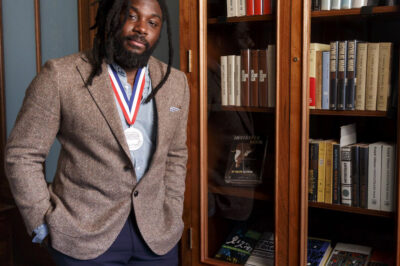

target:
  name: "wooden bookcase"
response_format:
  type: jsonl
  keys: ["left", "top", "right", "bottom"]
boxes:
{"left": 180, "top": 0, "right": 400, "bottom": 265}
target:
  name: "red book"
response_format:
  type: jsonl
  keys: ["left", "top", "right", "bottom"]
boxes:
{"left": 254, "top": 0, "right": 262, "bottom": 15}
{"left": 246, "top": 0, "right": 254, "bottom": 16}
{"left": 263, "top": 0, "right": 272, "bottom": 14}
{"left": 309, "top": 77, "right": 316, "bottom": 108}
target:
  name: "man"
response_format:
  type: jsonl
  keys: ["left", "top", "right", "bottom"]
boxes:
{"left": 5, "top": 0, "right": 189, "bottom": 265}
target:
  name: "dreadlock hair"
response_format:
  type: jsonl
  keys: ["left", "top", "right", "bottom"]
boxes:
{"left": 87, "top": 0, "right": 173, "bottom": 103}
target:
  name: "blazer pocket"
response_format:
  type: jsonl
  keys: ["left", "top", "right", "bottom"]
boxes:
{"left": 45, "top": 204, "right": 80, "bottom": 238}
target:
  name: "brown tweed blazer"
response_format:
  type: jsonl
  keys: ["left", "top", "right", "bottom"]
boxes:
{"left": 5, "top": 52, "right": 189, "bottom": 259}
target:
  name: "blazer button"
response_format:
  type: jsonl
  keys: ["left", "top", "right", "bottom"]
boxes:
{"left": 124, "top": 165, "right": 132, "bottom": 171}
{"left": 134, "top": 191, "right": 139, "bottom": 197}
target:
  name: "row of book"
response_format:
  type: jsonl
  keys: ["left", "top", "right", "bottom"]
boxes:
{"left": 307, "top": 237, "right": 393, "bottom": 265}
{"left": 226, "top": 0, "right": 274, "bottom": 17}
{"left": 309, "top": 41, "right": 394, "bottom": 111}
{"left": 220, "top": 46, "right": 276, "bottom": 108}
{"left": 309, "top": 140, "right": 396, "bottom": 212}
{"left": 311, "top": 0, "right": 397, "bottom": 11}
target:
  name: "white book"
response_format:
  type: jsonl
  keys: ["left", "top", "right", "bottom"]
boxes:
{"left": 331, "top": 0, "right": 341, "bottom": 9}
{"left": 352, "top": 0, "right": 367, "bottom": 8}
{"left": 341, "top": 146, "right": 352, "bottom": 206}
{"left": 380, "top": 143, "right": 396, "bottom": 212}
{"left": 267, "top": 45, "right": 276, "bottom": 108}
{"left": 321, "top": 0, "right": 332, "bottom": 10}
{"left": 227, "top": 0, "right": 236, "bottom": 17}
{"left": 227, "top": 55, "right": 236, "bottom": 106}
{"left": 341, "top": 0, "right": 352, "bottom": 9}
{"left": 237, "top": 0, "right": 246, "bottom": 16}
{"left": 326, "top": 243, "right": 372, "bottom": 265}
{"left": 221, "top": 56, "right": 228, "bottom": 106}
{"left": 368, "top": 142, "right": 382, "bottom": 210}
{"left": 235, "top": 56, "right": 242, "bottom": 106}
{"left": 355, "top": 42, "right": 368, "bottom": 110}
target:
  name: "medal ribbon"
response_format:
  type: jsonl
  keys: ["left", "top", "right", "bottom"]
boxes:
{"left": 108, "top": 64, "right": 146, "bottom": 126}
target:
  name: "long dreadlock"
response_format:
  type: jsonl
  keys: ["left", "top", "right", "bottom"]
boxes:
{"left": 87, "top": 0, "right": 173, "bottom": 103}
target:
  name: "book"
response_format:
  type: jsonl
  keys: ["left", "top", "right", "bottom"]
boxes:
{"left": 250, "top": 49, "right": 260, "bottom": 107}
{"left": 227, "top": 0, "right": 236, "bottom": 17}
{"left": 376, "top": 42, "right": 393, "bottom": 111}
{"left": 380, "top": 143, "right": 395, "bottom": 212}
{"left": 351, "top": 144, "right": 360, "bottom": 207}
{"left": 215, "top": 226, "right": 262, "bottom": 264}
{"left": 310, "top": 43, "right": 330, "bottom": 109}
{"left": 241, "top": 49, "right": 251, "bottom": 107}
{"left": 322, "top": 51, "right": 330, "bottom": 110}
{"left": 355, "top": 42, "right": 368, "bottom": 110}
{"left": 247, "top": 0, "right": 255, "bottom": 15}
{"left": 365, "top": 43, "right": 380, "bottom": 111}
{"left": 254, "top": 0, "right": 262, "bottom": 15}
{"left": 352, "top": 0, "right": 367, "bottom": 8}
{"left": 321, "top": 0, "right": 332, "bottom": 10}
{"left": 244, "top": 232, "right": 274, "bottom": 266}
{"left": 325, "top": 140, "right": 337, "bottom": 204}
{"left": 341, "top": 145, "right": 352, "bottom": 206}
{"left": 224, "top": 135, "right": 268, "bottom": 186}
{"left": 358, "top": 143, "right": 369, "bottom": 209}
{"left": 221, "top": 56, "right": 228, "bottom": 106}
{"left": 309, "top": 140, "right": 320, "bottom": 202}
{"left": 228, "top": 55, "right": 236, "bottom": 106}
{"left": 312, "top": 0, "right": 321, "bottom": 10}
{"left": 368, "top": 142, "right": 382, "bottom": 210}
{"left": 267, "top": 45, "right": 276, "bottom": 108}
{"left": 315, "top": 50, "right": 323, "bottom": 109}
{"left": 263, "top": 0, "right": 272, "bottom": 14}
{"left": 307, "top": 237, "right": 332, "bottom": 266}
{"left": 331, "top": 0, "right": 342, "bottom": 9}
{"left": 337, "top": 41, "right": 348, "bottom": 110}
{"left": 258, "top": 49, "right": 268, "bottom": 107}
{"left": 326, "top": 242, "right": 372, "bottom": 265}
{"left": 346, "top": 40, "right": 358, "bottom": 110}
{"left": 341, "top": 0, "right": 352, "bottom": 9}
{"left": 235, "top": 55, "right": 242, "bottom": 106}
{"left": 332, "top": 143, "right": 341, "bottom": 204}
{"left": 329, "top": 41, "right": 339, "bottom": 110}
{"left": 237, "top": 0, "right": 247, "bottom": 16}
{"left": 317, "top": 140, "right": 327, "bottom": 203}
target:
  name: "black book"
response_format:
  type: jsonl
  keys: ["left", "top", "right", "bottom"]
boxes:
{"left": 337, "top": 41, "right": 348, "bottom": 110}
{"left": 332, "top": 143, "right": 341, "bottom": 204}
{"left": 309, "top": 140, "right": 319, "bottom": 202}
{"left": 351, "top": 144, "right": 360, "bottom": 207}
{"left": 358, "top": 144, "right": 369, "bottom": 208}
{"left": 346, "top": 40, "right": 358, "bottom": 110}
{"left": 329, "top": 41, "right": 339, "bottom": 110}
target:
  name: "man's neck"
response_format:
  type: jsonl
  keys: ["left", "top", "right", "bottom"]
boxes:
{"left": 124, "top": 68, "right": 138, "bottom": 86}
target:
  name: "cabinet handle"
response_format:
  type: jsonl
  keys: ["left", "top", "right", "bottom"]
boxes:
{"left": 188, "top": 50, "right": 192, "bottom": 73}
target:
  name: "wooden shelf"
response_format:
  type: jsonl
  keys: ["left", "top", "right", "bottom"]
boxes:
{"left": 311, "top": 5, "right": 400, "bottom": 18}
{"left": 208, "top": 14, "right": 275, "bottom": 24}
{"left": 209, "top": 182, "right": 272, "bottom": 201}
{"left": 309, "top": 202, "right": 394, "bottom": 218}
{"left": 203, "top": 258, "right": 240, "bottom": 266}
{"left": 221, "top": 106, "right": 275, "bottom": 113}
{"left": 310, "top": 109, "right": 389, "bottom": 117}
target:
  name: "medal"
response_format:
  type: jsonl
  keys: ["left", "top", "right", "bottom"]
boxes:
{"left": 125, "top": 127, "right": 144, "bottom": 151}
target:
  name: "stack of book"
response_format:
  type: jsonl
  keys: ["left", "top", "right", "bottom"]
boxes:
{"left": 311, "top": 0, "right": 397, "bottom": 11}
{"left": 226, "top": 0, "right": 273, "bottom": 17}
{"left": 220, "top": 45, "right": 276, "bottom": 108}
{"left": 308, "top": 140, "right": 396, "bottom": 212}
{"left": 309, "top": 41, "right": 394, "bottom": 112}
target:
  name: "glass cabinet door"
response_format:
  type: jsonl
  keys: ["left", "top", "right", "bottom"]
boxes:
{"left": 200, "top": 1, "right": 277, "bottom": 264}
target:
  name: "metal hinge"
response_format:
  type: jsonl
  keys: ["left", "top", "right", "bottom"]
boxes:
{"left": 188, "top": 227, "right": 193, "bottom": 250}
{"left": 187, "top": 50, "right": 192, "bottom": 73}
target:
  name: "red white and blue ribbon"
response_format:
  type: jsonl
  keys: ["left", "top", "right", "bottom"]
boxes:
{"left": 108, "top": 64, "right": 146, "bottom": 126}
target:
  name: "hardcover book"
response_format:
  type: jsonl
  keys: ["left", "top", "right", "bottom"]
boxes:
{"left": 235, "top": 55, "right": 242, "bottom": 106}
{"left": 241, "top": 49, "right": 251, "bottom": 107}
{"left": 309, "top": 140, "right": 320, "bottom": 202}
{"left": 258, "top": 49, "right": 268, "bottom": 107}
{"left": 358, "top": 143, "right": 369, "bottom": 208}
{"left": 250, "top": 49, "right": 260, "bottom": 107}
{"left": 267, "top": 45, "right": 276, "bottom": 108}
{"left": 228, "top": 55, "right": 236, "bottom": 106}
{"left": 310, "top": 43, "right": 330, "bottom": 109}
{"left": 346, "top": 40, "right": 358, "bottom": 110}
{"left": 221, "top": 56, "right": 228, "bottom": 106}
{"left": 380, "top": 143, "right": 395, "bottom": 212}
{"left": 365, "top": 43, "right": 380, "bottom": 111}
{"left": 337, "top": 41, "right": 348, "bottom": 110}
{"left": 326, "top": 242, "right": 372, "bottom": 265}
{"left": 307, "top": 237, "right": 332, "bottom": 266}
{"left": 368, "top": 142, "right": 382, "bottom": 210}
{"left": 322, "top": 51, "right": 330, "bottom": 110}
{"left": 329, "top": 41, "right": 339, "bottom": 110}
{"left": 224, "top": 135, "right": 268, "bottom": 186}
{"left": 341, "top": 145, "right": 352, "bottom": 206}
{"left": 355, "top": 42, "right": 368, "bottom": 110}
{"left": 376, "top": 42, "right": 393, "bottom": 111}
{"left": 244, "top": 232, "right": 274, "bottom": 266}
{"left": 332, "top": 143, "right": 341, "bottom": 204}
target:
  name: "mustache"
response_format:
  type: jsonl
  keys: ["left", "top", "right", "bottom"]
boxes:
{"left": 123, "top": 35, "right": 150, "bottom": 48}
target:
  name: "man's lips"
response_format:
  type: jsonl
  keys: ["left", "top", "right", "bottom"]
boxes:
{"left": 128, "top": 39, "right": 146, "bottom": 48}
{"left": 125, "top": 35, "right": 148, "bottom": 49}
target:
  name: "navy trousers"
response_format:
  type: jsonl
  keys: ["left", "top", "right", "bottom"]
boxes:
{"left": 47, "top": 214, "right": 179, "bottom": 266}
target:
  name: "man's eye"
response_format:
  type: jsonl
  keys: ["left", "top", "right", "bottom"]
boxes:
{"left": 129, "top": 14, "right": 138, "bottom": 20}
{"left": 149, "top": 21, "right": 158, "bottom": 27}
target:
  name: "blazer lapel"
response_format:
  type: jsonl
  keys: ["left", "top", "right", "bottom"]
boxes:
{"left": 76, "top": 56, "right": 131, "bottom": 159}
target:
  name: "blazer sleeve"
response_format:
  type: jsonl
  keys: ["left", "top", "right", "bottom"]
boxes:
{"left": 5, "top": 60, "right": 61, "bottom": 235}
{"left": 163, "top": 72, "right": 190, "bottom": 218}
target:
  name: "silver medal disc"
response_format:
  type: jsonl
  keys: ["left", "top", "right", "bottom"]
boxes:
{"left": 125, "top": 127, "right": 144, "bottom": 151}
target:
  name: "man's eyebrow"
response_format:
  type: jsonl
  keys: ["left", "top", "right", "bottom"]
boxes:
{"left": 130, "top": 6, "right": 162, "bottom": 20}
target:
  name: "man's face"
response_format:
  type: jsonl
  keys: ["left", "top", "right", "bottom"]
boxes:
{"left": 120, "top": 0, "right": 162, "bottom": 55}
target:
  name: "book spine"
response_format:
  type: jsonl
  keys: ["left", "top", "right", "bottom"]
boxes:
{"left": 365, "top": 43, "right": 380, "bottom": 111}
{"left": 325, "top": 141, "right": 334, "bottom": 204}
{"left": 341, "top": 0, "right": 352, "bottom": 9}
{"left": 254, "top": 0, "right": 262, "bottom": 15}
{"left": 228, "top": 55, "right": 236, "bottom": 106}
{"left": 263, "top": 0, "right": 271, "bottom": 14}
{"left": 380, "top": 143, "right": 395, "bottom": 211}
{"left": 227, "top": 0, "right": 236, "bottom": 17}
{"left": 341, "top": 146, "right": 352, "bottom": 206}
{"left": 317, "top": 141, "right": 327, "bottom": 202}
{"left": 267, "top": 45, "right": 276, "bottom": 107}
{"left": 368, "top": 143, "right": 382, "bottom": 210}
{"left": 376, "top": 42, "right": 393, "bottom": 111}
{"left": 258, "top": 49, "right": 268, "bottom": 107}
{"left": 321, "top": 0, "right": 332, "bottom": 10}
{"left": 337, "top": 41, "right": 348, "bottom": 110}
{"left": 241, "top": 49, "right": 251, "bottom": 107}
{"left": 351, "top": 145, "right": 360, "bottom": 207}
{"left": 235, "top": 56, "right": 242, "bottom": 106}
{"left": 238, "top": 0, "right": 247, "bottom": 16}
{"left": 316, "top": 51, "right": 323, "bottom": 109}
{"left": 250, "top": 50, "right": 260, "bottom": 107}
{"left": 332, "top": 0, "right": 342, "bottom": 9}
{"left": 309, "top": 44, "right": 317, "bottom": 109}
{"left": 329, "top": 41, "right": 339, "bottom": 110}
{"left": 355, "top": 42, "right": 368, "bottom": 110}
{"left": 322, "top": 51, "right": 330, "bottom": 109}
{"left": 346, "top": 40, "right": 357, "bottom": 110}
{"left": 332, "top": 143, "right": 341, "bottom": 204}
{"left": 313, "top": 0, "right": 321, "bottom": 10}
{"left": 221, "top": 56, "right": 228, "bottom": 106}
{"left": 359, "top": 145, "right": 369, "bottom": 208}
{"left": 352, "top": 0, "right": 367, "bottom": 7}
{"left": 309, "top": 141, "right": 319, "bottom": 202}
{"left": 246, "top": 0, "right": 254, "bottom": 15}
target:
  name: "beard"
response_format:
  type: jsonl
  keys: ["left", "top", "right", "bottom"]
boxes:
{"left": 113, "top": 34, "right": 159, "bottom": 70}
